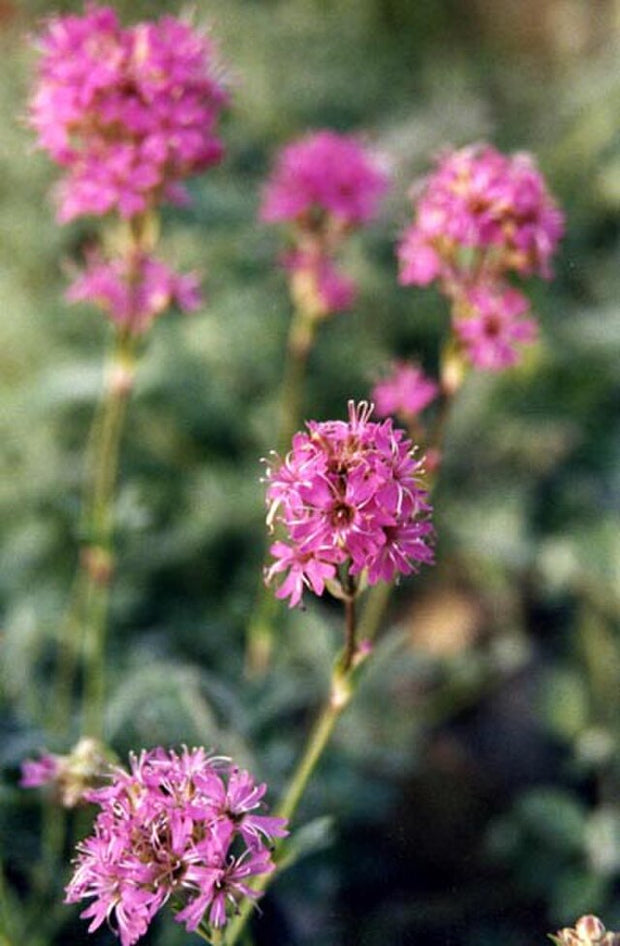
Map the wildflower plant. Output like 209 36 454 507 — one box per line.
28 3 228 739
260 129 389 445
264 400 434 611
9 4 575 946
397 143 564 372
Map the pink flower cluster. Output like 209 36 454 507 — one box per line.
261 130 388 229
454 284 538 371
372 361 439 421
65 747 287 946
30 4 228 223
397 143 564 372
398 143 564 288
67 253 202 333
261 130 388 317
284 249 356 317
264 401 434 607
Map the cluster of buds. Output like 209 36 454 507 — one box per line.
30 4 229 332
398 143 564 372
261 129 388 322
64 747 287 946
553 916 620 946
20 737 109 807
264 401 434 607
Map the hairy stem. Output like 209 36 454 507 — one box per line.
244 307 316 678
81 330 136 738
227 598 359 945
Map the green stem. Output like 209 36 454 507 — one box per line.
224 697 344 946
356 579 391 644
227 608 358 945
80 329 136 738
51 569 89 736
342 595 357 672
278 308 316 453
244 307 316 678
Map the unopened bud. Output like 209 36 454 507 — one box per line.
576 917 607 944
108 360 135 396
82 545 114 586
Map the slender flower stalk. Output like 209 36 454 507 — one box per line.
228 405 434 943
359 142 565 643
227 615 368 946
245 132 389 674
80 328 136 737
29 3 228 737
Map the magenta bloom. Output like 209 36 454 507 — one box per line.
30 5 228 221
65 747 287 946
285 249 356 317
454 284 537 371
264 401 434 607
67 253 201 332
260 130 388 229
20 753 60 789
372 361 439 420
397 143 564 288
21 738 109 807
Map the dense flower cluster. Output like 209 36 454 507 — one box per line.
30 4 228 222
398 143 564 288
65 747 287 946
372 361 439 421
67 253 202 332
264 401 434 607
397 143 563 373
261 130 388 317
261 130 388 229
453 284 537 371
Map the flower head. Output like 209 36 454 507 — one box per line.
65 747 287 945
453 283 537 371
260 129 388 231
30 5 228 221
21 738 109 807
284 249 356 318
553 917 620 946
67 252 201 332
397 143 564 289
372 361 439 421
264 401 434 606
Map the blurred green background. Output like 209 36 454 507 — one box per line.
1 1 620 944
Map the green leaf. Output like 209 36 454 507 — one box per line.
276 816 335 875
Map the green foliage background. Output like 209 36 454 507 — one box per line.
1 1 619 944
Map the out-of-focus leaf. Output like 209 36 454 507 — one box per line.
277 816 336 875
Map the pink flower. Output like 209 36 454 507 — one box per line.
285 249 356 317
260 129 388 229
264 401 434 606
397 143 564 288
372 361 439 420
65 747 287 945
30 5 228 221
454 283 538 371
20 753 60 789
67 253 201 332
21 738 109 807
